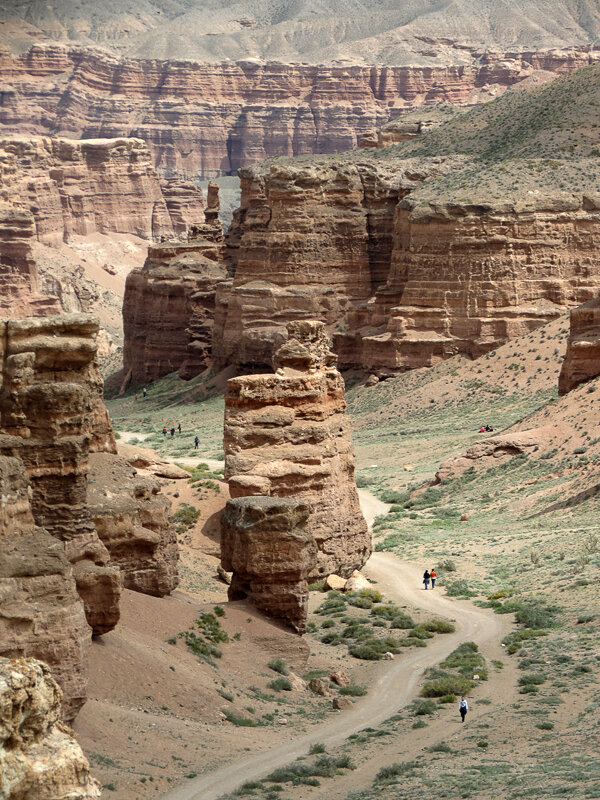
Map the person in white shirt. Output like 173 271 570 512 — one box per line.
459 696 468 723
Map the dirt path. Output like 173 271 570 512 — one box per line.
115 432 224 472
161 551 503 800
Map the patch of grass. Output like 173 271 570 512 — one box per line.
268 658 288 675
375 761 419 784
339 684 368 696
268 677 293 692
221 709 259 727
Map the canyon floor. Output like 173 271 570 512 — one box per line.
98 312 600 800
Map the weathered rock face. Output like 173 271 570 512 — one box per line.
87 453 178 597
0 314 122 639
122 201 229 385
224 321 370 578
221 496 315 632
0 657 101 799
2 45 599 178
0 204 62 319
0 135 195 245
212 160 600 374
0 456 90 723
558 295 600 394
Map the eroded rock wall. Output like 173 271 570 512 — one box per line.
0 657 101 798
0 456 90 722
559 295 600 394
224 321 370 578
221 496 315 632
213 161 600 374
2 44 599 178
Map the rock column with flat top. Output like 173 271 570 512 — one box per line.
221 496 315 632
224 320 370 579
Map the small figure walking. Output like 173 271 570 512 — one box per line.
170 427 175 437
423 569 430 590
459 696 468 723
162 426 167 437
143 387 147 398
194 435 199 450
430 568 437 589
134 392 138 401
178 423 182 434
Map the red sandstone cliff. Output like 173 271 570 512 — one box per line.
2 44 599 178
558 295 600 394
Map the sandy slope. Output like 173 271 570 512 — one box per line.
161 550 504 800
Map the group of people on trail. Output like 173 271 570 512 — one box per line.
422 568 436 589
134 387 148 401
479 424 494 432
162 423 182 437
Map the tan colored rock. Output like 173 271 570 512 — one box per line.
0 657 101 799
224 321 370 579
332 696 353 710
325 574 347 591
344 570 371 592
0 456 90 723
87 453 178 598
308 678 331 696
287 672 307 692
221 496 316 632
122 226 228 384
329 670 351 687
149 462 190 480
559 295 600 394
0 314 121 639
2 45 597 179
460 512 470 522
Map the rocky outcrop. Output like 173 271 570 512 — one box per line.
0 456 90 722
2 45 599 178
87 452 178 597
212 158 600 374
558 295 600 394
122 200 229 385
224 321 370 578
0 657 101 798
0 135 196 245
221 496 315 632
0 314 122 639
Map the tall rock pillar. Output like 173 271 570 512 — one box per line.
224 320 371 579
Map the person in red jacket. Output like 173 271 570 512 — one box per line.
430 568 437 589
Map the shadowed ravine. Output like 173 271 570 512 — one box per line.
160 490 502 800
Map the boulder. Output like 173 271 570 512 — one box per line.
333 696 354 710
329 670 351 687
344 570 371 592
325 574 347 591
308 678 331 697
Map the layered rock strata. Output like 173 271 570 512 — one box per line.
123 199 229 384
2 45 599 178
0 456 90 722
87 453 178 597
558 295 600 394
224 321 370 578
0 314 122 638
221 496 315 632
0 657 101 798
212 159 600 374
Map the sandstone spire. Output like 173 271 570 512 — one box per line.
224 320 370 581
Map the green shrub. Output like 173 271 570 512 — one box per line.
445 579 476 597
222 709 258 727
172 504 200 529
502 628 547 655
536 721 554 730
438 559 457 572
428 741 452 753
423 619 455 633
375 762 418 783
390 613 416 629
268 658 288 675
268 677 292 692
309 743 326 755
321 619 336 629
339 684 367 696
421 673 474 698
410 699 437 716
518 673 546 686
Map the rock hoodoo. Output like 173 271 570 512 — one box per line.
224 321 370 578
221 496 315 632
559 294 600 394
0 657 101 799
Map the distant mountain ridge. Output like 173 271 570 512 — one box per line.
3 0 600 63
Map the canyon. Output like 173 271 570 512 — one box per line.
1 45 599 180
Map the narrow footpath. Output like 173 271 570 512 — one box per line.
160 486 504 800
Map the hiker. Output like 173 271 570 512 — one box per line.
430 568 437 589
423 569 430 590
178 423 182 434
134 392 138 401
459 696 468 723
162 426 167 437
142 387 147 398
170 427 175 437
480 425 486 433
194 435 199 450
485 424 494 432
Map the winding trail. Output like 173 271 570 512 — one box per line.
161 541 502 800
